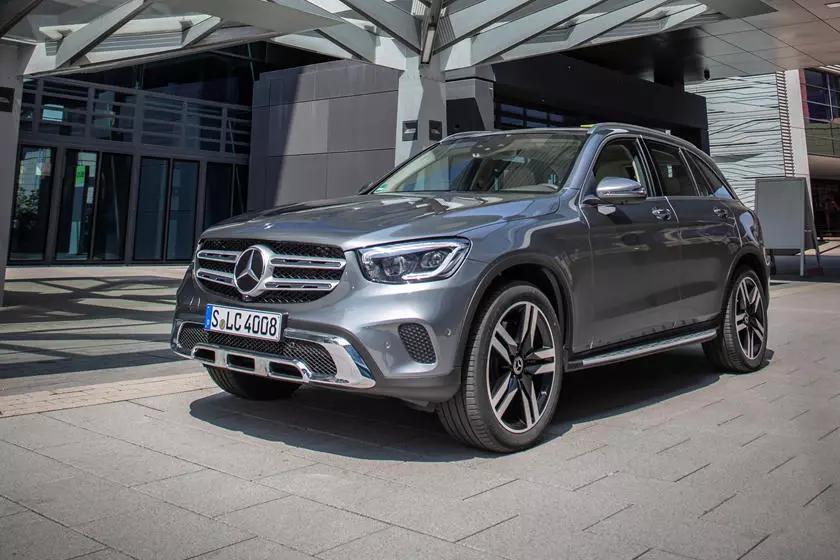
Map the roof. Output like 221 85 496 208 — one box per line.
2 1 832 80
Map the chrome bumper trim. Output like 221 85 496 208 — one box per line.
173 323 375 389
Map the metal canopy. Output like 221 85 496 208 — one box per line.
3 1 836 79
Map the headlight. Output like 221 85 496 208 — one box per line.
357 239 470 284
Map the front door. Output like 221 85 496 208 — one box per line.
580 137 682 349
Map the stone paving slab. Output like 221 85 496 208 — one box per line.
0 271 839 559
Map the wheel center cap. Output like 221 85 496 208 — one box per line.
512 356 524 375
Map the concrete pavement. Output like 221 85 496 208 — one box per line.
0 268 838 560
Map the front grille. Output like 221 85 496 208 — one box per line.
195 238 345 304
202 238 344 258
399 323 436 364
178 323 337 375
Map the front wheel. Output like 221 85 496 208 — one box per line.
703 268 768 372
206 366 300 400
437 283 563 452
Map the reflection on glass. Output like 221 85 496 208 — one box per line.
233 165 248 216
56 151 98 260
134 158 170 260
166 160 198 260
10 147 54 261
203 162 233 230
92 153 132 260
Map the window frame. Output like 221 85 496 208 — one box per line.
684 151 736 201
641 138 700 199
585 135 659 198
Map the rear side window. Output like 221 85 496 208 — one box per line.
686 153 734 200
646 141 698 197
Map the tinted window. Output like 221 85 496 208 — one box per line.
687 153 734 200
593 139 651 194
646 142 697 197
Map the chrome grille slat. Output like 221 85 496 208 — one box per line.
194 239 345 303
270 255 346 270
197 249 239 263
265 279 340 291
196 269 235 286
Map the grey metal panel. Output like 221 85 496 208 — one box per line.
325 149 395 199
250 106 270 158
268 154 329 205
327 91 398 153
252 78 270 108
267 99 330 156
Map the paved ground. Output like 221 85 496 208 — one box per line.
1 266 839 560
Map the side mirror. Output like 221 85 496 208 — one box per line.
358 182 373 194
594 177 647 205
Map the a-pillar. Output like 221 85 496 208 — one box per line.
394 53 447 165
0 44 30 306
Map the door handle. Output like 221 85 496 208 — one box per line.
713 207 730 219
651 207 672 221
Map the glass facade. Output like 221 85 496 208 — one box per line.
9 147 54 261
9 77 251 265
803 69 840 157
495 99 593 130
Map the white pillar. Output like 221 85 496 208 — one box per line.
0 44 30 306
394 52 447 165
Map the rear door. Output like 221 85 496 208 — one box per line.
645 140 738 327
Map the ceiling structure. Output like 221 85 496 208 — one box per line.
4 1 840 80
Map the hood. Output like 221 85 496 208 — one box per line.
204 192 560 250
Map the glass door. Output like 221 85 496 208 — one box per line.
55 150 132 261
133 157 199 261
9 146 55 261
56 150 98 260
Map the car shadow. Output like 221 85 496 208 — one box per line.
189 344 758 461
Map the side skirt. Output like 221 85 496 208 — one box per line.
566 328 718 371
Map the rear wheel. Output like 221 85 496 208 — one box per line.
703 268 768 372
206 366 300 400
437 283 562 452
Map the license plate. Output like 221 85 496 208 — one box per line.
204 305 284 342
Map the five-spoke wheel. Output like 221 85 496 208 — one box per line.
437 283 562 452
704 267 768 372
487 302 557 434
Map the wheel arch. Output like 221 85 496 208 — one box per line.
455 254 574 372
722 247 770 310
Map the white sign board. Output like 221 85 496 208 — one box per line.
755 177 820 277
754 177 807 251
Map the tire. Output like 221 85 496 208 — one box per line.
206 366 300 400
703 267 768 373
436 283 563 453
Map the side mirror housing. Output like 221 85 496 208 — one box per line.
593 177 647 205
358 182 373 194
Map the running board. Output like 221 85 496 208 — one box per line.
568 329 718 371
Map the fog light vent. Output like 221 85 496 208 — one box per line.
398 323 436 364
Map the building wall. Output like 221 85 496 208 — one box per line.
249 61 399 209
686 74 787 207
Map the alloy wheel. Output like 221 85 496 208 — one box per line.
486 302 557 434
734 276 766 361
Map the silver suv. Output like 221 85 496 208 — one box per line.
172 123 769 452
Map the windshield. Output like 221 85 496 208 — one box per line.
372 132 586 194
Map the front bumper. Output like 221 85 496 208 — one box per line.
171 257 487 402
172 322 375 389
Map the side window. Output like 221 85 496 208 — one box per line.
592 139 651 194
687 153 734 200
646 141 698 197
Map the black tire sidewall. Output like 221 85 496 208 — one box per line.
468 283 563 450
